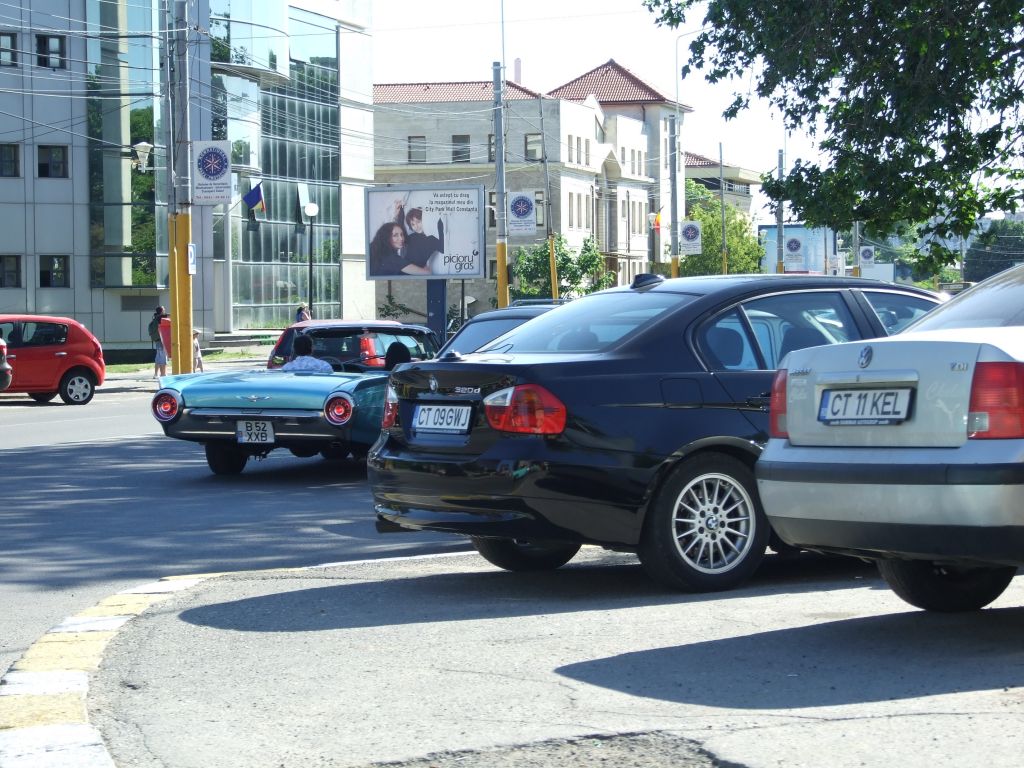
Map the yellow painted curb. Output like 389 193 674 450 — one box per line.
0 692 86 729
12 632 116 673
78 593 170 617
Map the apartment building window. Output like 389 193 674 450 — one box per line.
567 134 573 163
585 194 592 229
488 134 495 162
0 144 18 177
630 149 636 175
38 145 68 178
535 191 545 227
452 134 470 163
0 255 21 287
568 192 574 228
620 147 625 165
524 133 542 161
620 199 626 220
576 194 582 231
488 191 496 227
0 32 16 66
664 138 668 169
39 255 68 287
36 34 66 69
408 136 426 163
575 137 582 165
585 139 590 166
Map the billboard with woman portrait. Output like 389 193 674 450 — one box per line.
365 184 485 280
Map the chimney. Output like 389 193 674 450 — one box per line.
514 58 522 83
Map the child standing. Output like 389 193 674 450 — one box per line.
192 329 204 372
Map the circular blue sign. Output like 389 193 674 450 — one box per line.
786 237 802 253
196 145 229 181
510 195 534 220
682 223 699 241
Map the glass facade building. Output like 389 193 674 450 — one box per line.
72 0 372 338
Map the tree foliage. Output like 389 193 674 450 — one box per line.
511 235 615 299
644 0 1024 273
680 180 763 275
965 218 1024 283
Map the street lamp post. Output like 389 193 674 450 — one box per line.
304 201 319 317
672 33 688 278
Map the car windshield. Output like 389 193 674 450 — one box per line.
480 291 693 353
905 265 1024 332
439 317 531 356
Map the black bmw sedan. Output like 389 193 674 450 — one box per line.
369 273 941 592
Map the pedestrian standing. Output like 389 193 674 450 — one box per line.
149 306 169 378
296 303 311 323
192 329 204 372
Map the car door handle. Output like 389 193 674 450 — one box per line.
746 393 771 409
55 352 67 357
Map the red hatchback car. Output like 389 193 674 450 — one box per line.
0 315 105 404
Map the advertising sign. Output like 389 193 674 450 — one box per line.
191 141 232 205
507 192 536 235
679 221 702 255
365 185 485 280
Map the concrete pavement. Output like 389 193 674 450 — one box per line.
3 548 1023 768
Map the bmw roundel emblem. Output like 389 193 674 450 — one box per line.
858 346 873 368
196 145 230 181
429 375 438 392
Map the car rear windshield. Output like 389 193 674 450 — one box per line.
439 317 530 356
480 292 692 353
907 265 1024 332
307 328 437 361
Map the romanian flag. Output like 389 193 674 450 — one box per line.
243 181 266 213
653 211 661 231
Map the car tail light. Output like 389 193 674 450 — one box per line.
968 362 1024 438
324 394 354 426
769 369 788 439
152 391 181 422
484 384 566 435
381 384 399 428
360 336 383 367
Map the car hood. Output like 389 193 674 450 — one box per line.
161 368 387 409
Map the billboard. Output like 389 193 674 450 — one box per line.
365 184 485 280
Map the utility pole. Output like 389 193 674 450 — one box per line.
167 0 194 372
776 150 784 274
669 114 679 277
494 62 509 307
719 142 727 274
851 220 861 277
538 94 557 299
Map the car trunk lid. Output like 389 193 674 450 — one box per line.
782 328 1022 448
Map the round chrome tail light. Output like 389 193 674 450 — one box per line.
324 393 354 425
152 390 182 422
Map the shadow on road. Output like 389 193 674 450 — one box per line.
556 604 1024 707
178 553 877 634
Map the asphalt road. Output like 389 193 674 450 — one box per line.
88 550 1024 768
4 364 1024 767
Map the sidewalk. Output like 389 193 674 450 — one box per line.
100 345 275 392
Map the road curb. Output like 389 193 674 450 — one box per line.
0 553 473 767
0 576 213 767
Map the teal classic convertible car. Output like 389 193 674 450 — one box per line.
152 322 440 474
152 368 393 474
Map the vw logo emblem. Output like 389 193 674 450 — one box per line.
858 346 873 369
429 375 438 392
